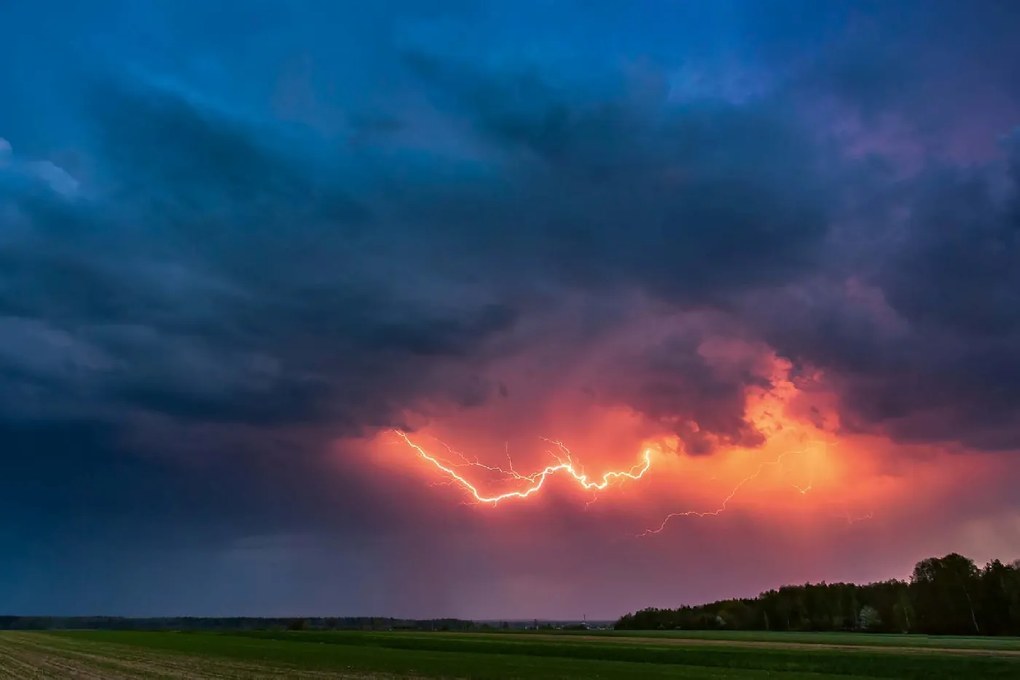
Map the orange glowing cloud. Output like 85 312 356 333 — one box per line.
363 326 1009 548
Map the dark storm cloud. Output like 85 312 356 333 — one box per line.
0 78 518 435
744 133 1020 450
402 51 832 300
881 146 1020 336
4 3 1019 458
1 44 841 450
597 328 771 454
853 140 1019 449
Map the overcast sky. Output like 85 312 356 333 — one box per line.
2 1 1020 619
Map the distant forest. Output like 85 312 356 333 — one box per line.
616 553 1020 635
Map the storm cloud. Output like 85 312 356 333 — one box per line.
2 0 1019 617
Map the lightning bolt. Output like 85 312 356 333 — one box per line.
393 430 653 505
639 443 823 537
834 504 875 525
433 438 534 481
392 432 872 531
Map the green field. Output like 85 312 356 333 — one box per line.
1 629 1019 679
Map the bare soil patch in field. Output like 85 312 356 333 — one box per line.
0 632 416 679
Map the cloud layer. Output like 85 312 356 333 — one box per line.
1 0 1019 617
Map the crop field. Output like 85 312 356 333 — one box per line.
1 629 1019 679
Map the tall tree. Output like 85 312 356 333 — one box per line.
910 554 981 634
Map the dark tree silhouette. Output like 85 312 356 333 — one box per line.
616 553 1020 635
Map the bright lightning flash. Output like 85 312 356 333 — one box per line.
639 445 819 536
391 431 873 533
393 430 653 505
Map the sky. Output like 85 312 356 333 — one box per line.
1 0 1020 620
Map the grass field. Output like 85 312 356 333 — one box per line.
1 629 1019 679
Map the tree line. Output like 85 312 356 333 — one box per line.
616 553 1020 635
